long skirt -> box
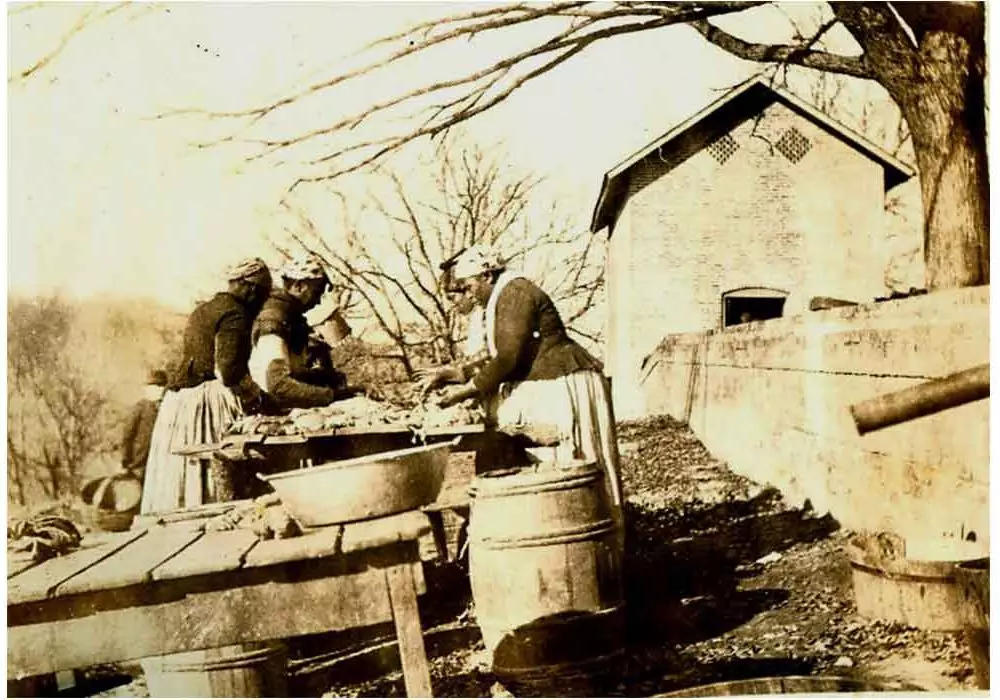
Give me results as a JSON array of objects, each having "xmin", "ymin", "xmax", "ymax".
[
  {"xmin": 137, "ymin": 381, "xmax": 278, "ymax": 686},
  {"xmin": 485, "ymin": 369, "xmax": 624, "ymax": 514},
  {"xmin": 139, "ymin": 380, "xmax": 242, "ymax": 514}
]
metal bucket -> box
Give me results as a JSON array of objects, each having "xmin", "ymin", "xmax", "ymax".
[
  {"xmin": 656, "ymin": 675, "xmax": 922, "ymax": 696},
  {"xmin": 313, "ymin": 308, "xmax": 352, "ymax": 347}
]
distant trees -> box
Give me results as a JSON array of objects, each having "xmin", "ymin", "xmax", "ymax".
[
  {"xmin": 7, "ymin": 296, "xmax": 184, "ymax": 508},
  {"xmin": 7, "ymin": 297, "xmax": 111, "ymax": 505}
]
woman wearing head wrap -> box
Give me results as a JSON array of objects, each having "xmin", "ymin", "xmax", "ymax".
[
  {"xmin": 248, "ymin": 252, "xmax": 354, "ymax": 410},
  {"xmin": 140, "ymin": 257, "xmax": 274, "ymax": 514},
  {"xmin": 138, "ymin": 257, "xmax": 279, "ymax": 700},
  {"xmin": 414, "ymin": 250, "xmax": 490, "ymax": 395},
  {"xmin": 438, "ymin": 243, "xmax": 624, "ymax": 518}
]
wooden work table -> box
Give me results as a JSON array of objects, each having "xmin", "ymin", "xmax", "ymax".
[{"xmin": 7, "ymin": 510, "xmax": 434, "ymax": 697}]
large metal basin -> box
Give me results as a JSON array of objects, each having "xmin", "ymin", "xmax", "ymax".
[{"xmin": 258, "ymin": 439, "xmax": 455, "ymax": 526}]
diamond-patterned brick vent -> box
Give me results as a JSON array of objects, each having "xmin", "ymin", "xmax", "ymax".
[
  {"xmin": 707, "ymin": 133, "xmax": 739, "ymax": 164},
  {"xmin": 775, "ymin": 126, "xmax": 812, "ymax": 163}
]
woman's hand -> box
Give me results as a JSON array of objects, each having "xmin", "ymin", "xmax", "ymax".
[
  {"xmin": 414, "ymin": 366, "xmax": 459, "ymax": 397},
  {"xmin": 439, "ymin": 382, "xmax": 478, "ymax": 408}
]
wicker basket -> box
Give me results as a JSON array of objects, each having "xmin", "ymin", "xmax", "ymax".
[{"xmin": 81, "ymin": 474, "xmax": 143, "ymax": 532}]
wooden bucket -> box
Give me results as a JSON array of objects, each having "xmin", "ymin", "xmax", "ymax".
[
  {"xmin": 141, "ymin": 643, "xmax": 288, "ymax": 698},
  {"xmin": 469, "ymin": 462, "xmax": 625, "ymax": 688},
  {"xmin": 844, "ymin": 535, "xmax": 986, "ymax": 631},
  {"xmin": 955, "ymin": 557, "xmax": 989, "ymax": 689}
]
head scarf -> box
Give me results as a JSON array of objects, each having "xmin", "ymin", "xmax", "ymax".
[
  {"xmin": 280, "ymin": 252, "xmax": 330, "ymax": 284},
  {"xmin": 226, "ymin": 257, "xmax": 271, "ymax": 285},
  {"xmin": 451, "ymin": 243, "xmax": 506, "ymax": 281}
]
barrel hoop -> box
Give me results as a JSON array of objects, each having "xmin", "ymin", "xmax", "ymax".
[
  {"xmin": 477, "ymin": 604, "xmax": 625, "ymax": 635},
  {"xmin": 151, "ymin": 645, "xmax": 285, "ymax": 673},
  {"xmin": 494, "ymin": 649, "xmax": 625, "ymax": 681},
  {"xmin": 474, "ymin": 472, "xmax": 602, "ymax": 500},
  {"xmin": 473, "ymin": 519, "xmax": 617, "ymax": 549},
  {"xmin": 850, "ymin": 560, "xmax": 956, "ymax": 585}
]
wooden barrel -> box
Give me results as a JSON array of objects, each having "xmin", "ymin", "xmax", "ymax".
[
  {"xmin": 955, "ymin": 557, "xmax": 989, "ymax": 689},
  {"xmin": 141, "ymin": 643, "xmax": 288, "ymax": 698},
  {"xmin": 469, "ymin": 462, "xmax": 625, "ymax": 688}
]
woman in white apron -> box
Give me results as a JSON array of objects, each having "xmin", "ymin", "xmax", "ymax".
[{"xmin": 438, "ymin": 244, "xmax": 624, "ymax": 516}]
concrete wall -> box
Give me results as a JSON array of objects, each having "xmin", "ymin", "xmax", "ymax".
[
  {"xmin": 640, "ymin": 287, "xmax": 989, "ymax": 545},
  {"xmin": 606, "ymin": 101, "xmax": 895, "ymax": 418}
]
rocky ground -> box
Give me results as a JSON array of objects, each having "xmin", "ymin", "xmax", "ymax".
[{"xmin": 80, "ymin": 415, "xmax": 978, "ymax": 697}]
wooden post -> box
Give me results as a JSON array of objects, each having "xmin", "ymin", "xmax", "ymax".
[{"xmin": 385, "ymin": 560, "xmax": 433, "ymax": 697}]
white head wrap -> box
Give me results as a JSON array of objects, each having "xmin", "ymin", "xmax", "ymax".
[
  {"xmin": 451, "ymin": 243, "xmax": 506, "ymax": 280},
  {"xmin": 280, "ymin": 252, "xmax": 329, "ymax": 283},
  {"xmin": 226, "ymin": 257, "xmax": 271, "ymax": 284}
]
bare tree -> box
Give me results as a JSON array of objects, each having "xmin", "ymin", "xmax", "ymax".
[
  {"xmin": 166, "ymin": 1, "xmax": 985, "ymax": 292},
  {"xmin": 272, "ymin": 134, "xmax": 605, "ymax": 374},
  {"xmin": 7, "ymin": 297, "xmax": 114, "ymax": 505}
]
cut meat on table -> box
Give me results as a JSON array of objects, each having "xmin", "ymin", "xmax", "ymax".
[{"xmin": 225, "ymin": 393, "xmax": 483, "ymax": 437}]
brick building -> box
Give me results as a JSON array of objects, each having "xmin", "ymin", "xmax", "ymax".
[{"xmin": 590, "ymin": 78, "xmax": 914, "ymax": 418}]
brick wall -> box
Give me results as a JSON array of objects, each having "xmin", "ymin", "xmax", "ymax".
[
  {"xmin": 640, "ymin": 286, "xmax": 989, "ymax": 547},
  {"xmin": 607, "ymin": 101, "xmax": 892, "ymax": 417}
]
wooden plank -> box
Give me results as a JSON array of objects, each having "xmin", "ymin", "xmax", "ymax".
[
  {"xmin": 7, "ymin": 530, "xmax": 146, "ymax": 605},
  {"xmin": 131, "ymin": 500, "xmax": 246, "ymax": 529},
  {"xmin": 53, "ymin": 526, "xmax": 203, "ymax": 597},
  {"xmin": 152, "ymin": 529, "xmax": 260, "ymax": 581},
  {"xmin": 9, "ymin": 563, "xmax": 398, "ymax": 679},
  {"xmin": 242, "ymin": 524, "xmax": 344, "ymax": 568},
  {"xmin": 386, "ymin": 561, "xmax": 433, "ymax": 698},
  {"xmin": 7, "ymin": 551, "xmax": 41, "ymax": 579},
  {"xmin": 340, "ymin": 511, "xmax": 430, "ymax": 555}
]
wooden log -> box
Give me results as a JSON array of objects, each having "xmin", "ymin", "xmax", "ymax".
[{"xmin": 850, "ymin": 364, "xmax": 989, "ymax": 435}]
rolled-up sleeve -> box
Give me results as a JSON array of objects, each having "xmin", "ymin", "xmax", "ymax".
[{"xmin": 250, "ymin": 334, "xmax": 335, "ymax": 409}]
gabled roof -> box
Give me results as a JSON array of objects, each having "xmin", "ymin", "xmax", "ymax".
[{"xmin": 590, "ymin": 77, "xmax": 915, "ymax": 234}]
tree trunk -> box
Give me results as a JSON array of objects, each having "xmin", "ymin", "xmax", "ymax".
[
  {"xmin": 833, "ymin": 3, "xmax": 988, "ymax": 290},
  {"xmin": 901, "ymin": 55, "xmax": 989, "ymax": 290}
]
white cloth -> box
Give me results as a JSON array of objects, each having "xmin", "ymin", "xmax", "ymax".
[
  {"xmin": 485, "ymin": 369, "xmax": 623, "ymax": 511},
  {"xmin": 249, "ymin": 334, "xmax": 291, "ymax": 394},
  {"xmin": 139, "ymin": 380, "xmax": 241, "ymax": 514},
  {"xmin": 484, "ymin": 270, "xmax": 526, "ymax": 358},
  {"xmin": 452, "ymin": 243, "xmax": 505, "ymax": 280},
  {"xmin": 465, "ymin": 307, "xmax": 487, "ymax": 357}
]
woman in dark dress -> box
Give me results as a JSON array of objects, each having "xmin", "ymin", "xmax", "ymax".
[{"xmin": 437, "ymin": 244, "xmax": 624, "ymax": 516}]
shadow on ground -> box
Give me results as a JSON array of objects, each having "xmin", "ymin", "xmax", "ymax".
[{"xmin": 623, "ymin": 490, "xmax": 840, "ymax": 650}]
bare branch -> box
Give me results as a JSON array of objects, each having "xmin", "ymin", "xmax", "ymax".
[
  {"xmin": 10, "ymin": 2, "xmax": 132, "ymax": 83},
  {"xmin": 690, "ymin": 16, "xmax": 873, "ymax": 79}
]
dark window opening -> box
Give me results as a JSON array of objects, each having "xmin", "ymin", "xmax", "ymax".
[{"xmin": 723, "ymin": 295, "xmax": 786, "ymax": 327}]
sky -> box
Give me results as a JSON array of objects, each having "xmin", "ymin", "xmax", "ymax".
[{"xmin": 6, "ymin": 1, "xmax": 906, "ymax": 312}]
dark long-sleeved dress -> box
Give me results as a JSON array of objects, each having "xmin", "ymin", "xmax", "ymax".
[
  {"xmin": 141, "ymin": 292, "xmax": 263, "ymax": 514},
  {"xmin": 471, "ymin": 274, "xmax": 623, "ymax": 511}
]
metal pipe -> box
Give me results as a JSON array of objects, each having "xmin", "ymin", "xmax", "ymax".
[{"xmin": 850, "ymin": 364, "xmax": 989, "ymax": 435}]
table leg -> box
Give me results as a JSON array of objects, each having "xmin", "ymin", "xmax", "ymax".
[
  {"xmin": 424, "ymin": 510, "xmax": 449, "ymax": 561},
  {"xmin": 385, "ymin": 561, "xmax": 433, "ymax": 698}
]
